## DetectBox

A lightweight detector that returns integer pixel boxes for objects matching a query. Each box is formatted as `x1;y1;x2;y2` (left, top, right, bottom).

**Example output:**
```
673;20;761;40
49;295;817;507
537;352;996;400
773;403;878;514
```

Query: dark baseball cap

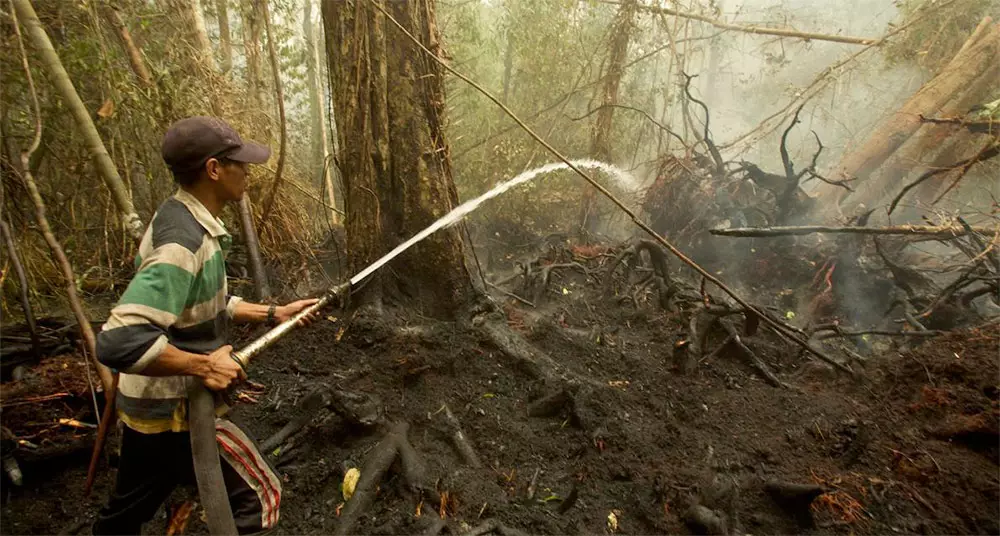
162;116;271;173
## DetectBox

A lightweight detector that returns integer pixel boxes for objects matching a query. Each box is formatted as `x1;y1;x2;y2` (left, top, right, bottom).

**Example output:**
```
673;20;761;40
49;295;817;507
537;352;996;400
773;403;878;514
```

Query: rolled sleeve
226;295;244;320
97;326;167;373
97;243;198;373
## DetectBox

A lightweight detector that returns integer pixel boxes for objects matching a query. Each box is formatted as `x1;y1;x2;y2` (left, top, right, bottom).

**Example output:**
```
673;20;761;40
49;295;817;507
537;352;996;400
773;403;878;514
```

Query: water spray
231;159;637;368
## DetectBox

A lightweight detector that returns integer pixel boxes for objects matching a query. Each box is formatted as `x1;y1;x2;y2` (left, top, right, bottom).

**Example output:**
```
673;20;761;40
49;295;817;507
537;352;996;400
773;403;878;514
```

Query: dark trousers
93;421;280;535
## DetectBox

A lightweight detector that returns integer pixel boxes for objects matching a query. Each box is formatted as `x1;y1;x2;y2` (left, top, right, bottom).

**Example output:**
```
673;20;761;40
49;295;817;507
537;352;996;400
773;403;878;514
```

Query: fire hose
190;281;351;535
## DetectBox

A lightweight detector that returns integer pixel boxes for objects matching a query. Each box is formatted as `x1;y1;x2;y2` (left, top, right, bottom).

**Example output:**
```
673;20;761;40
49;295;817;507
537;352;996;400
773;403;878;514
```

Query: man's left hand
276;299;321;326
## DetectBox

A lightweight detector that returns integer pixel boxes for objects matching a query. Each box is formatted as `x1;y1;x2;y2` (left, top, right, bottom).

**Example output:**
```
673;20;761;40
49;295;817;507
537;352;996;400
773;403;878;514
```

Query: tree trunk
304;0;335;224
10;2;114;394
216;0;233;73
0;218;40;355
238;196;271;299
501;29;513;106
260;0;286;222
242;0;263;110
322;0;475;316
102;4;153;87
185;0;218;72
823;18;999;211
12;0;144;241
579;0;637;233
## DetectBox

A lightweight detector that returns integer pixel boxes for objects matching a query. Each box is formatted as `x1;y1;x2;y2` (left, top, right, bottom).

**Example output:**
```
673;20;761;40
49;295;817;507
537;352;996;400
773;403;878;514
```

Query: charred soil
1;276;998;535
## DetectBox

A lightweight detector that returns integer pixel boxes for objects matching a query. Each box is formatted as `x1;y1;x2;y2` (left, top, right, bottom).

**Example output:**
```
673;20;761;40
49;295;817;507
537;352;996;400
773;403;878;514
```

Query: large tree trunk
215;0;233;73
242;0;264;110
260;0;287;221
238;197;271;299
304;0;336;224
175;0;218;72
102;5;153;87
322;0;475;316
579;0;637;233
12;0;143;241
823;18;999;212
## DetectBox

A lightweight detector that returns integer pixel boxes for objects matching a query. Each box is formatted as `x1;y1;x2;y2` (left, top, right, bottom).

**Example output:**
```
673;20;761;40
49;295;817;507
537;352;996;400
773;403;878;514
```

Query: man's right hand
200;345;246;391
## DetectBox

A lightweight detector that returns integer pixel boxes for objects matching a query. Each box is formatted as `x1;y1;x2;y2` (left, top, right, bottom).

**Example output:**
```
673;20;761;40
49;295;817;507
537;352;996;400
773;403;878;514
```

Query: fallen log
817;18;1000;209
710;224;994;238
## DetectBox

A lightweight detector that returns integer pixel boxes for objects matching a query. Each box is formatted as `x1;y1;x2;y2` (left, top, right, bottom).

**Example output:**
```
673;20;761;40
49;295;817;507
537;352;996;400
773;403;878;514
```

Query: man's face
207;158;250;202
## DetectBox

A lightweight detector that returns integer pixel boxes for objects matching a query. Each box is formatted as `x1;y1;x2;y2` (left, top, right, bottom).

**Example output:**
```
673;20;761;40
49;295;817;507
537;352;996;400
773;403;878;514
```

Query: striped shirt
97;189;242;433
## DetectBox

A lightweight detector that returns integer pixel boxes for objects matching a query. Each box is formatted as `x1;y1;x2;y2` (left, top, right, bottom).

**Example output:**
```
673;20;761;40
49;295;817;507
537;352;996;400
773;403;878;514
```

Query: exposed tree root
764;481;826;527
441;405;482;468
328;388;383;426
421;517;449;535
261;387;328;453
334;421;428;536
681;310;719;373
720;321;791;389
605;240;680;310
463;519;529;536
526;388;574;417
261;386;381;455
475;313;604;389
683;504;729;535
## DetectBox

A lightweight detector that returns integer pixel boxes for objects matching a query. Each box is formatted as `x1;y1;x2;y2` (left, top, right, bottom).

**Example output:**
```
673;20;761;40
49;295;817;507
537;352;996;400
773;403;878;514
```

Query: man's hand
276;299;321;326
199;345;246;391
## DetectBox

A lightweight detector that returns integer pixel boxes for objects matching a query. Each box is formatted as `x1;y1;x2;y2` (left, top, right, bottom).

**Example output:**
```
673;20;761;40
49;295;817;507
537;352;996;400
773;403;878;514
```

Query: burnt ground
1;261;998;535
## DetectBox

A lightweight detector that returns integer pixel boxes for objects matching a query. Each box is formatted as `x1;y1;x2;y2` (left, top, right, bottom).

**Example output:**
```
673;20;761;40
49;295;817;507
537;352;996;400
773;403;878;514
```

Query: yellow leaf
343;468;361;501
607;511;619;533
97;98;115;119
562;287;570;295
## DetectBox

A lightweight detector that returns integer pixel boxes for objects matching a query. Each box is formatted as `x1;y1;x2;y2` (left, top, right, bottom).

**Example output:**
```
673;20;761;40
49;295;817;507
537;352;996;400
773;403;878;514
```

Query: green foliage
884;0;1000;72
1;0;329;306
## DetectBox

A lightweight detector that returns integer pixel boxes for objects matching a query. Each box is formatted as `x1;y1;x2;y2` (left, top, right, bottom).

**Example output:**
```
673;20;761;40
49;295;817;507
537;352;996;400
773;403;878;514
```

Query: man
93;116;317;535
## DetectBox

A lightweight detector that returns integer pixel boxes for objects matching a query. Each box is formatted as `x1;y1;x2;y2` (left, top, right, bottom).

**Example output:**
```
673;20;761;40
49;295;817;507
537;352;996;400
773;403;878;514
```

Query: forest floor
1;247;999;535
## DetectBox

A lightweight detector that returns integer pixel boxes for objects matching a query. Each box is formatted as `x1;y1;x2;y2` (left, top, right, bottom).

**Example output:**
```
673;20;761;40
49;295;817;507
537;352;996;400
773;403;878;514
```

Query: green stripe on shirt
118;263;195;317
186;250;226;308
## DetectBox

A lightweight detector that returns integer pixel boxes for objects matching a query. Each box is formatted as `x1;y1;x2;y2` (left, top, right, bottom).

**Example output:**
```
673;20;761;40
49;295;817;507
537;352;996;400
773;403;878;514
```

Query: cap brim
227;142;271;164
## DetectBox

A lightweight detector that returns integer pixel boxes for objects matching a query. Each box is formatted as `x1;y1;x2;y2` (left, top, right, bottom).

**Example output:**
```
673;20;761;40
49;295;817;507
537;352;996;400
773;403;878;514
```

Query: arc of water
350;160;638;284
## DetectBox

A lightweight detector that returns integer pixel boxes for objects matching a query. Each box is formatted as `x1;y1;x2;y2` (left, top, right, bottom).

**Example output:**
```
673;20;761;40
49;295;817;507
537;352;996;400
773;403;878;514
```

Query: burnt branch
710;224;994;238
931;141;1000;205
803;170;854;192
918;114;999;134
779;104;803;181
889;142;1000;215
681;72;725;176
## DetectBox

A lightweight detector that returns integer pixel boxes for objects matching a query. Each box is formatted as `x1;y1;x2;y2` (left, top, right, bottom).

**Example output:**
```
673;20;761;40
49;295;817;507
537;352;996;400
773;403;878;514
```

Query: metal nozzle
231;281;350;369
